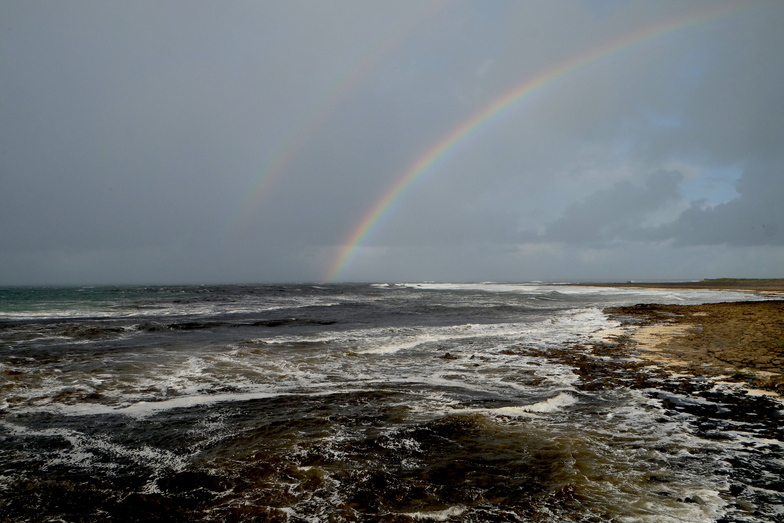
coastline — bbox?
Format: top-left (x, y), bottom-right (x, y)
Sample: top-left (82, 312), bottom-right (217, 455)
top-left (570, 278), bottom-right (784, 296)
top-left (585, 280), bottom-right (784, 395)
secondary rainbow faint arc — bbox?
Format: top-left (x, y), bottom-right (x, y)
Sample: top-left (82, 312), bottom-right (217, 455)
top-left (324, 4), bottom-right (743, 282)
top-left (230, 0), bottom-right (447, 232)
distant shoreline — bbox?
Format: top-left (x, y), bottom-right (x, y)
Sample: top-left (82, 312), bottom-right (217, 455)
top-left (570, 278), bottom-right (784, 295)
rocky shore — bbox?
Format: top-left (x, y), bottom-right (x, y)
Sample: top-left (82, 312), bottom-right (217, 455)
top-left (605, 300), bottom-right (784, 395)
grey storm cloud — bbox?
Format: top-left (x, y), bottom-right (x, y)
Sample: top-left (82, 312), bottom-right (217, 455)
top-left (1, 0), bottom-right (783, 284)
top-left (520, 170), bottom-right (684, 245)
top-left (524, 161), bottom-right (784, 249)
top-left (651, 161), bottom-right (784, 247)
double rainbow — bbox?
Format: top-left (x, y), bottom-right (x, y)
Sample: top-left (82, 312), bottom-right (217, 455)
top-left (324, 3), bottom-right (745, 282)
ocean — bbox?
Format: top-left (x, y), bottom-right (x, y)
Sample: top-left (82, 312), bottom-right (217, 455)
top-left (1, 283), bottom-right (782, 522)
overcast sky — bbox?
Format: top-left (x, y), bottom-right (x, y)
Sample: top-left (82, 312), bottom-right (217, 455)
top-left (2, 0), bottom-right (783, 285)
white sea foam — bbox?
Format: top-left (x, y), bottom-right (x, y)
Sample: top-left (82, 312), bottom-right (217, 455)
top-left (0, 293), bottom-right (342, 321)
top-left (397, 282), bottom-right (764, 306)
top-left (519, 392), bottom-right (578, 413)
top-left (36, 384), bottom-right (399, 419)
top-left (3, 307), bottom-right (605, 417)
top-left (0, 421), bottom-right (188, 472)
top-left (4, 284), bottom-right (782, 522)
top-left (400, 505), bottom-right (466, 520)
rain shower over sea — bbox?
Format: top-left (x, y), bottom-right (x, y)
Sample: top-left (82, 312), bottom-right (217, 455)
top-left (1, 283), bottom-right (782, 522)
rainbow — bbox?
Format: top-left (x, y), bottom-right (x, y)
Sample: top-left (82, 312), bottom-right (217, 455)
top-left (229, 1), bottom-right (447, 232)
top-left (324, 3), bottom-right (746, 282)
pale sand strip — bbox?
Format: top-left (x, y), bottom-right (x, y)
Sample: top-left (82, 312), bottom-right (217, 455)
top-left (592, 322), bottom-right (783, 398)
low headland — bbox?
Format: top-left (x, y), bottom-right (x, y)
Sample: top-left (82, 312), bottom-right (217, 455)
top-left (581, 279), bottom-right (784, 395)
top-left (575, 278), bottom-right (784, 294)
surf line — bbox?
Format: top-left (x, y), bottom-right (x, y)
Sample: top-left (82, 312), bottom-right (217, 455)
top-left (228, 0), bottom-right (448, 233)
top-left (323, 3), bottom-right (744, 282)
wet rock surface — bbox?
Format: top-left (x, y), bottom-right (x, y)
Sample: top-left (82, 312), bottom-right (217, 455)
top-left (605, 300), bottom-right (784, 393)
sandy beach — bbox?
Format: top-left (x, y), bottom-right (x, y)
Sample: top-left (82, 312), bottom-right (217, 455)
top-left (593, 280), bottom-right (784, 395)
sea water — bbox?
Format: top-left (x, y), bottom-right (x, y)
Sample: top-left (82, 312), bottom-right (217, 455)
top-left (0, 283), bottom-right (782, 522)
